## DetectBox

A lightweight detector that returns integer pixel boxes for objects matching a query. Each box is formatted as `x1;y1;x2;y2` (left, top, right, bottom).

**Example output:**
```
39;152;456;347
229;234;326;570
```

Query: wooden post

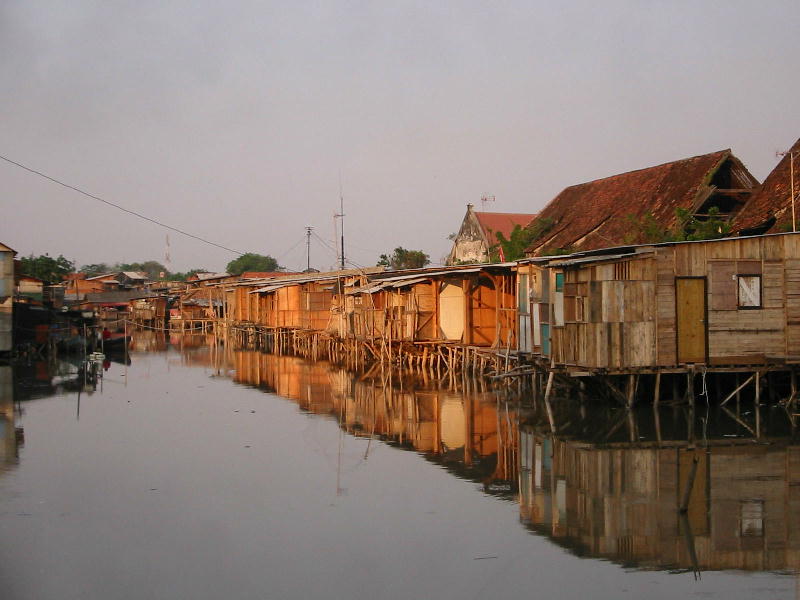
543;371;556;434
680;456;699;513
627;374;636;408
653;372;661;407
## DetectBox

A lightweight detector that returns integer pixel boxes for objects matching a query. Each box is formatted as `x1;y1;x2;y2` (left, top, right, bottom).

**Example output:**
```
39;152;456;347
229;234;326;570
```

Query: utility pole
305;226;313;271
336;174;345;270
777;150;796;232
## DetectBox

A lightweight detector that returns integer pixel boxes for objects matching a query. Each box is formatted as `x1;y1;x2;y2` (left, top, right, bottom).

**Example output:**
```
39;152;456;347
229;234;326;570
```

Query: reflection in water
0;366;22;475
518;398;800;573
231;345;800;575
5;332;800;593
233;350;518;495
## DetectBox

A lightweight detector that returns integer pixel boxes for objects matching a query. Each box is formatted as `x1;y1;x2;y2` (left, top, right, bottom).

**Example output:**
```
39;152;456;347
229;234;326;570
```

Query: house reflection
519;400;800;572
232;350;518;493
227;348;800;574
0;366;22;473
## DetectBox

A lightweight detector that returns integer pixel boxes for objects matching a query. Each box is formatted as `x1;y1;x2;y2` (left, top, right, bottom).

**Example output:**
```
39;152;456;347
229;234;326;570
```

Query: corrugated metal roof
548;252;648;267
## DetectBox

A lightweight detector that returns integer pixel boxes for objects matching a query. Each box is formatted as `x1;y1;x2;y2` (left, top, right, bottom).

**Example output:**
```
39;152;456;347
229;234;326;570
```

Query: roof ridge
565;149;731;190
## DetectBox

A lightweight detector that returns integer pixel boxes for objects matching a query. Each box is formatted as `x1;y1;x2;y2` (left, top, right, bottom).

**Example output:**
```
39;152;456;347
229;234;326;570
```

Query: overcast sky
2;0;800;272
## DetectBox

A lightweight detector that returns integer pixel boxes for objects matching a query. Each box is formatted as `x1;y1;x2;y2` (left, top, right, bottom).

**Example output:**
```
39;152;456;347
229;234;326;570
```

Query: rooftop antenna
305;226;313;271
481;194;496;211
335;172;345;270
777;150;796;232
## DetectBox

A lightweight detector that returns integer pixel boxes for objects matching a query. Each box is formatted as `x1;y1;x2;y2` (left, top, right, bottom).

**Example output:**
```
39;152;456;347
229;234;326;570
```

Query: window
740;500;764;537
555;272;564;293
737;275;761;308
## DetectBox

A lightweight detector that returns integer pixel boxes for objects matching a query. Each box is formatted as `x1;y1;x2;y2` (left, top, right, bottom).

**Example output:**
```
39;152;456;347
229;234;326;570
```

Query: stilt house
536;232;800;373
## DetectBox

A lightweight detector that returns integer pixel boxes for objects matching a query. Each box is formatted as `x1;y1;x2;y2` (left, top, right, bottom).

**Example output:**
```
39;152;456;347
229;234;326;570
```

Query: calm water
0;333;797;599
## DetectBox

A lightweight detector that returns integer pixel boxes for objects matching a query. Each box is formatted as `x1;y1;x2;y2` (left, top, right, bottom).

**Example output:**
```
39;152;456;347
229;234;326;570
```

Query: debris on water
244;445;251;448
473;555;497;560
250;410;255;413
149;488;158;491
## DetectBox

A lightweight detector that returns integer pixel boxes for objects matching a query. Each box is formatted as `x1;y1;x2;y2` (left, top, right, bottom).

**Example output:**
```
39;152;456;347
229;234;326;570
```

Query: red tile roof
474;212;538;242
733;137;800;234
525;149;750;255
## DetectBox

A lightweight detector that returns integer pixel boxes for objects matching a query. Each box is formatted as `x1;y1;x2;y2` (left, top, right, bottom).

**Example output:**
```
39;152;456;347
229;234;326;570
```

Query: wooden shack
345;264;518;348
129;296;168;329
542;232;800;373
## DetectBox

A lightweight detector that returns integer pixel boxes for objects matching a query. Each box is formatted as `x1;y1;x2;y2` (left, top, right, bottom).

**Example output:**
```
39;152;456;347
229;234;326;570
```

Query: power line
0;153;245;256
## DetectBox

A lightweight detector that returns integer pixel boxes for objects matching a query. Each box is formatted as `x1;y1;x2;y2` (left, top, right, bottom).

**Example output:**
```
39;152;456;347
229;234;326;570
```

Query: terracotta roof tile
733;137;800;234
525;150;745;255
474;212;537;241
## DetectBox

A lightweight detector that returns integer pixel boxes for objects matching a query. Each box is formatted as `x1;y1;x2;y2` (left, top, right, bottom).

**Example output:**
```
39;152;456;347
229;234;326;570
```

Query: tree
79;263;111;277
225;253;280;275
166;268;208;281
377;247;430;270
19;254;75;284
115;260;168;280
625;206;732;245
492;217;554;262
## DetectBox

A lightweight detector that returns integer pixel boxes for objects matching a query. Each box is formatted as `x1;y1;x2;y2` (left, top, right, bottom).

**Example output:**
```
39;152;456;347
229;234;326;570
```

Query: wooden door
517;273;532;353
676;278;707;363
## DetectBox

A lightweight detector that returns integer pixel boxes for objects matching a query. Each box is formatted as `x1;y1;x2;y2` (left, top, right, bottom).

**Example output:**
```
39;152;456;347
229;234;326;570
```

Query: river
0;332;797;599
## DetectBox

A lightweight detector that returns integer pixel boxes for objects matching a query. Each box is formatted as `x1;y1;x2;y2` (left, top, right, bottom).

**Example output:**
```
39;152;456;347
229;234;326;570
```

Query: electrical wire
275;237;308;261
0;153;245;256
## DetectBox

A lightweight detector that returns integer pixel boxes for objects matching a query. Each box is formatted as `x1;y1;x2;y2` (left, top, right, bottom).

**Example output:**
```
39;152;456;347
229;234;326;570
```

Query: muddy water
0;335;797;599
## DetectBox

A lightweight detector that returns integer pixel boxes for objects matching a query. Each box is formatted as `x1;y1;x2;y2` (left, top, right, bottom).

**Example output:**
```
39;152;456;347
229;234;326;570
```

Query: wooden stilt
653;372;661;407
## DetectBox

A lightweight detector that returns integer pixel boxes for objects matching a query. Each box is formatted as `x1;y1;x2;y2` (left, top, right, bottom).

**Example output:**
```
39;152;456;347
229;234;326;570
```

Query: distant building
0;243;15;353
447;204;537;264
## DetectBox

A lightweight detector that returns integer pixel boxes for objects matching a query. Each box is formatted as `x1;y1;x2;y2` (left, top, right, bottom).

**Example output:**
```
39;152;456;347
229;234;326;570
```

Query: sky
2;0;800;273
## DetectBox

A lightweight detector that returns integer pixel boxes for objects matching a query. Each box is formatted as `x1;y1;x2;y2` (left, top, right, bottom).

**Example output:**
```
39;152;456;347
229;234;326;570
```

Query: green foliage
542;246;576;256
164;268;208;281
79;263;111;277
676;206;732;241
377;247;430;270
115;260;169;280
225;253;280;275
19;253;75;284
491;217;554;262
623;213;678;244
625;206;732;245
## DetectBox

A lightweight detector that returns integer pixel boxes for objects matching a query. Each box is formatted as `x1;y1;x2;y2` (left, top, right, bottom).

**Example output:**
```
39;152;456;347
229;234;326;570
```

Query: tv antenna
481;194;496;211
777;150;796;232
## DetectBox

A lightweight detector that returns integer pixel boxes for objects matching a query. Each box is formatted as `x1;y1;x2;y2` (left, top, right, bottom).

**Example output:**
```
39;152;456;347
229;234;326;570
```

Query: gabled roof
733;137;800;234
474;212;538;242
121;271;148;280
525;149;756;256
0;242;16;254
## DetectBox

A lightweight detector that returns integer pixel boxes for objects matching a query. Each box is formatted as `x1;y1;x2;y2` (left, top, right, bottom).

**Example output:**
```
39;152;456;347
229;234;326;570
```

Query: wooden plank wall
556;256;656;369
